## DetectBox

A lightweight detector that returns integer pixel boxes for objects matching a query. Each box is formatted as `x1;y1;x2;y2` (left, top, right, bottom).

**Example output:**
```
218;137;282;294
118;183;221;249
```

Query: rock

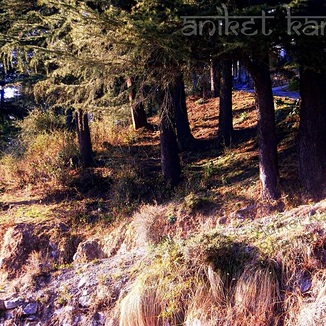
73;240;106;263
26;314;38;321
23;302;38;315
92;312;105;325
4;310;13;320
49;241;59;259
234;204;256;220
78;288;92;308
300;272;312;294
0;224;41;279
308;209;316;217
59;223;69;232
4;297;24;309
218;216;227;225
78;277;87;288
0;203;9;211
79;295;91;308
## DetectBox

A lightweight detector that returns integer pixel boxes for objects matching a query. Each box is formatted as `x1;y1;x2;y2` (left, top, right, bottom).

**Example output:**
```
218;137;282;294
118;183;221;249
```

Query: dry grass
90;111;140;150
118;250;282;326
119;278;165;326
185;265;226;325
232;262;281;326
0;131;78;189
132;204;170;246
0;91;302;221
283;271;326;325
117;202;326;326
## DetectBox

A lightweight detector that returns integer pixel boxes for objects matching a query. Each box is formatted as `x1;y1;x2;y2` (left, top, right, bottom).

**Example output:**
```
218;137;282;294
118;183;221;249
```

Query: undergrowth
118;209;326;326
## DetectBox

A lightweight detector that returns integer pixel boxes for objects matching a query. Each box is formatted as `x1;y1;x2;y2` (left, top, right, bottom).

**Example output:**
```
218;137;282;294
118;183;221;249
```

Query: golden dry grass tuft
283;271;326;325
232;262;281;326
0;130;78;189
132;204;170;246
117;204;326;326
118;233;284;326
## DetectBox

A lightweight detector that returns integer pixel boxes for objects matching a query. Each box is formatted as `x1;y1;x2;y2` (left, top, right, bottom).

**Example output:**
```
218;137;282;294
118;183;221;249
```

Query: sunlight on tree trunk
126;77;148;130
210;59;220;98
247;54;280;200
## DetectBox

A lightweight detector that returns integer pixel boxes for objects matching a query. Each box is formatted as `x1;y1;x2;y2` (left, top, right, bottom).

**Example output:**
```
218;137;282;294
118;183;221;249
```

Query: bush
18;108;66;139
89;106;136;151
0;109;78;189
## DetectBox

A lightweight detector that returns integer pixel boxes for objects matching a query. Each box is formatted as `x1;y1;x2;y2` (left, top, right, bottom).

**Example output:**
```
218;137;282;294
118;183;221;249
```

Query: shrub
0;107;82;189
0;130;78;189
17;108;66;140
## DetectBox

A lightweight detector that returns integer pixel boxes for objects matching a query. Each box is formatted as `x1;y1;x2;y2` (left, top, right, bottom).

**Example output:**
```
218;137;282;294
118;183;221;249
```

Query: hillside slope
0;91;325;325
0;198;325;325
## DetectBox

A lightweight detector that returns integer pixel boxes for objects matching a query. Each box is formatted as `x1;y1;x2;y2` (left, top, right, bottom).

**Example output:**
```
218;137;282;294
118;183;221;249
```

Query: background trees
0;0;325;200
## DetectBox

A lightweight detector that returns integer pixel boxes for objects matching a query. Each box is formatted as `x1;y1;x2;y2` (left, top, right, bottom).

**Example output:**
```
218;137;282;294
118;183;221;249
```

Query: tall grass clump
90;106;137;151
118;233;283;326
116;202;326;326
0;108;79;189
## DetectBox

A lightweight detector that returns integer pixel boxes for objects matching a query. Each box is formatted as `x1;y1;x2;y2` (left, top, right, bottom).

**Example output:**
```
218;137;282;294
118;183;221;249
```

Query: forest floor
0;90;325;326
1;90;303;225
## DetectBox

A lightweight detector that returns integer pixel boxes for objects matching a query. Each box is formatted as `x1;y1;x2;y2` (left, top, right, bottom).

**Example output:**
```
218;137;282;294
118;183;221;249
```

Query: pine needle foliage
0;0;195;111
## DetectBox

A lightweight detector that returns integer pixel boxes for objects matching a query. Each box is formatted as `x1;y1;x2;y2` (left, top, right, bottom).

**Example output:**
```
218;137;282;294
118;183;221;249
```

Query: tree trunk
238;63;249;85
247;54;280;200
298;68;325;198
233;61;239;82
172;74;195;151
210;59;220;98
160;85;181;187
126;77;148;130
218;59;233;147
76;109;93;168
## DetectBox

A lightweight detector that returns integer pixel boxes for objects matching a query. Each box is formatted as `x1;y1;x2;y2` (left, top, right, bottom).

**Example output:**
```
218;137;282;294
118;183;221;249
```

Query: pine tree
288;0;326;198
1;0;195;181
244;52;280;200
218;59;233;147
160;83;181;187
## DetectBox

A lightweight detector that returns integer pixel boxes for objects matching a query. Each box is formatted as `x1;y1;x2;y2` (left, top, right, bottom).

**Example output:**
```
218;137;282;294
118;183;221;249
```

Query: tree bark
246;54;280;200
233;61;239;82
298;68;325;198
210;59;220;98
160;85;181;187
172;74;195;151
76;109;93;168
126;77;148;130
218;59;233;147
